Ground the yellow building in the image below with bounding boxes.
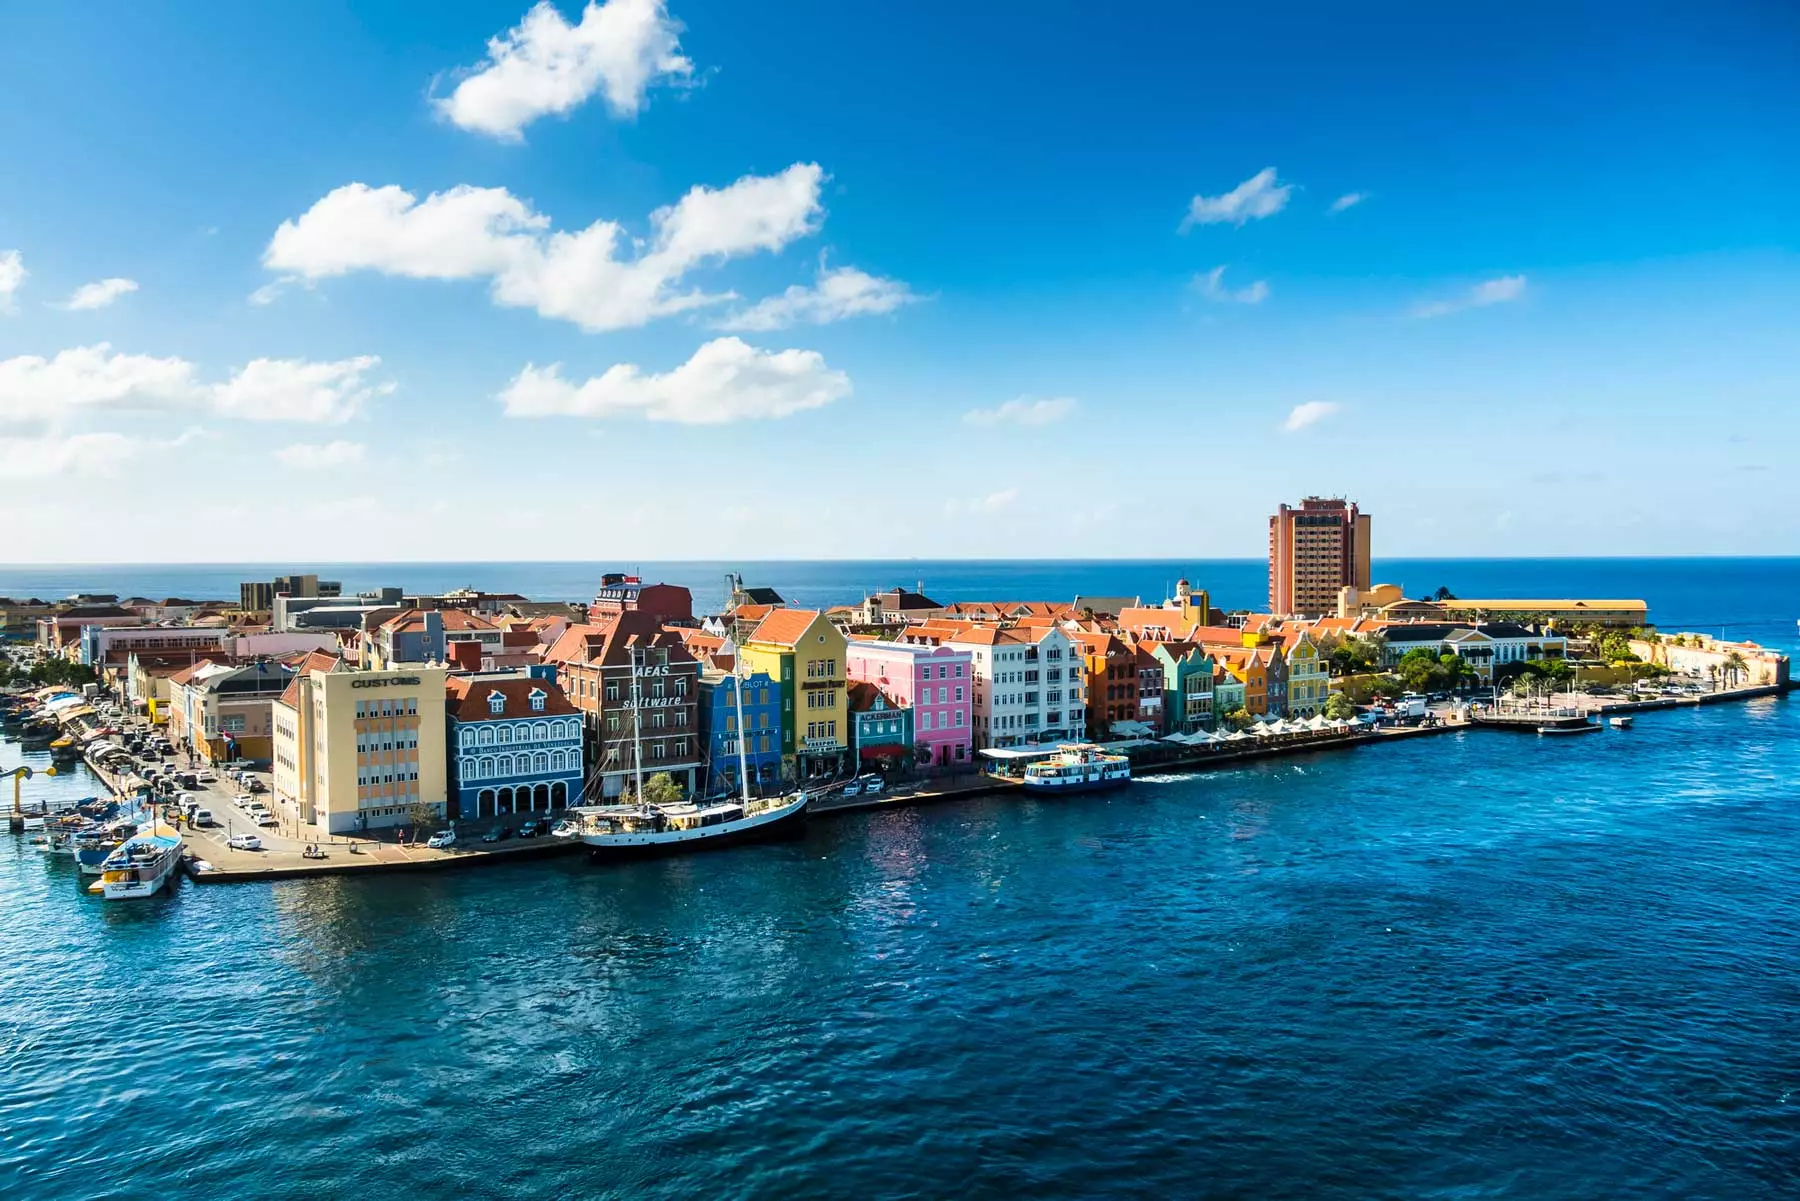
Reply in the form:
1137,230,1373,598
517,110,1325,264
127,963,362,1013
738,608,849,781
1283,631,1330,717
272,662,449,835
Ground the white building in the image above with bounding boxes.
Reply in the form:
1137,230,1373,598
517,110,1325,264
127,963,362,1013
942,625,1085,748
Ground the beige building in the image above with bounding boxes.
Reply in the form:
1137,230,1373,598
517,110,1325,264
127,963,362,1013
1630,633,1789,688
273,662,449,834
1269,497,1371,617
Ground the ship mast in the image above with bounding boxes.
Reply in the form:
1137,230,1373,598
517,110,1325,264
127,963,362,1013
630,645,646,811
732,665,751,805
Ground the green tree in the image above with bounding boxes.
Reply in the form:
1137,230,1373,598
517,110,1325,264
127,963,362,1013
1722,651,1748,689
639,772,684,806
1431,586,1457,602
1220,708,1254,732
1323,691,1357,720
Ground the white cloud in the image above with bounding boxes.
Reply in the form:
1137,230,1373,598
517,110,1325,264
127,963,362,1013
718,265,917,331
0,344,390,426
500,336,849,424
0,250,25,314
212,357,391,423
436,0,692,140
1181,168,1291,230
1193,265,1269,305
1283,401,1341,432
962,397,1076,427
264,163,825,332
248,278,294,307
60,278,139,311
1412,274,1528,319
1329,192,1367,213
273,440,367,469
0,431,145,479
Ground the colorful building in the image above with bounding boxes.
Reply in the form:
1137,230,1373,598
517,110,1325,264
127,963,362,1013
738,609,850,780
1145,640,1215,734
1212,666,1246,722
166,659,297,766
847,681,914,771
271,664,450,834
1076,632,1140,738
1282,630,1330,717
944,624,1083,749
542,613,704,800
444,671,584,821
697,669,783,795
844,639,973,768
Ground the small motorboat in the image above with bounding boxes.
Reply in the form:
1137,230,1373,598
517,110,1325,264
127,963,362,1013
1608,716,1633,729
1538,721,1602,736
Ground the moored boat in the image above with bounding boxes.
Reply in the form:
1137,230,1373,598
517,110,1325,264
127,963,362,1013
1609,716,1633,729
1537,720,1602,736
89,829,182,899
1021,745,1132,793
578,790,810,860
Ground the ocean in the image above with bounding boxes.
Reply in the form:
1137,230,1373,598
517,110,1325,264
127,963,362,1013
2,558,1798,1197
3,557,1797,650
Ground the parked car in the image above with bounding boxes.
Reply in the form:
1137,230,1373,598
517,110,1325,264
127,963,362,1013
482,826,512,843
839,779,864,797
426,830,457,849
195,771,217,784
247,779,266,793
854,773,885,795
233,792,255,804
226,834,262,850
255,813,279,828
518,818,542,838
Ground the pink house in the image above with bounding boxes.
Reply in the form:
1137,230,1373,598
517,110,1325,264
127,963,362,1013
845,640,974,767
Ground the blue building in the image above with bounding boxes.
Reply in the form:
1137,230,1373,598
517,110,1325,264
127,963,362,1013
444,669,584,822
698,669,783,796
848,681,914,770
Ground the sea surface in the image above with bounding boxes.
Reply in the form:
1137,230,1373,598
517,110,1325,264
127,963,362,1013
3,557,1798,648
3,557,1799,1198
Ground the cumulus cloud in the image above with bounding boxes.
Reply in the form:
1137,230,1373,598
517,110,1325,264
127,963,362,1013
0,250,25,313
1193,265,1269,305
61,278,139,311
962,397,1076,427
264,164,824,332
1181,168,1291,230
718,265,917,331
1412,274,1527,319
436,0,693,140
1283,401,1341,432
1329,192,1367,213
500,336,849,424
0,344,390,425
273,440,367,469
0,431,146,479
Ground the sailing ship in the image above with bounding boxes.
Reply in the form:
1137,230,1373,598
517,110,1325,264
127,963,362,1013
577,650,809,860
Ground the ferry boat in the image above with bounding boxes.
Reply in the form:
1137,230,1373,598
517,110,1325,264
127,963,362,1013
1021,745,1132,794
89,829,182,900
578,650,809,861
74,820,140,876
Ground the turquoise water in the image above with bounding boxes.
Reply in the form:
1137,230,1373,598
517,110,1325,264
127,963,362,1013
3,697,1797,1198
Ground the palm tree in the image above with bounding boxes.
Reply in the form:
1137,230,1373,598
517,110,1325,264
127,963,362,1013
1722,651,1748,690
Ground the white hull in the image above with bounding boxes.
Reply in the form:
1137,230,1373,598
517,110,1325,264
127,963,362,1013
93,835,183,900
580,791,809,856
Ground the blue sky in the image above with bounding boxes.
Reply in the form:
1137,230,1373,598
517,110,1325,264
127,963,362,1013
1,0,1796,562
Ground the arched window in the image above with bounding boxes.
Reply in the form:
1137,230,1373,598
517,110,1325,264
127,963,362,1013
477,726,494,746
460,729,475,750
497,787,514,813
479,756,494,779
533,783,549,809
497,725,513,744
559,719,576,740
496,754,513,776
478,789,495,818
533,721,550,743
533,752,548,774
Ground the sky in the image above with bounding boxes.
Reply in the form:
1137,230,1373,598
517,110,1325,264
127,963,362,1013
1,0,1797,563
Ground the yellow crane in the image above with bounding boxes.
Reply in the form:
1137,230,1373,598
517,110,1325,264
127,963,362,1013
6,764,56,832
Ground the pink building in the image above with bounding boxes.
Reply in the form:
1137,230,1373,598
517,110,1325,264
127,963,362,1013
845,640,973,767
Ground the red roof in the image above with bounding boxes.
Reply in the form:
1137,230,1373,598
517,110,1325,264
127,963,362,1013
746,608,823,647
444,674,578,721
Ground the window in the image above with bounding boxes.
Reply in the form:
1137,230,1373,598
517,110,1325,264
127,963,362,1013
529,689,546,712
938,686,949,703
955,686,964,702
954,711,965,727
407,698,417,716
605,683,619,702
498,726,513,744
488,691,506,715
921,711,933,731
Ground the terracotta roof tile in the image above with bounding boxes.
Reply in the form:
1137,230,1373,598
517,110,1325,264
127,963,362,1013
746,608,822,647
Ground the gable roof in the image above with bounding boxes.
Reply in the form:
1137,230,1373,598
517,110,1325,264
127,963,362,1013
444,674,578,721
746,608,823,647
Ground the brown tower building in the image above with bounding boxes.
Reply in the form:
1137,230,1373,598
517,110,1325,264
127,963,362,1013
1268,497,1371,616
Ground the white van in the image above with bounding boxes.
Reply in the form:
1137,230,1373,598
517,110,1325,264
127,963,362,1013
193,808,215,826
